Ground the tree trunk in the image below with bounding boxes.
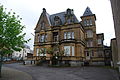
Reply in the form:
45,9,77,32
0,55,3,78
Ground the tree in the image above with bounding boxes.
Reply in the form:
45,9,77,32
47,44,64,65
0,5,29,77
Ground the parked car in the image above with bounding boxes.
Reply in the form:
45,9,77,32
3,57,12,61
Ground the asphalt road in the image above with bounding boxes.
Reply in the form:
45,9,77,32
3,63,120,80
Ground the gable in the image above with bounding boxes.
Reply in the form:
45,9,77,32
35,11,51,33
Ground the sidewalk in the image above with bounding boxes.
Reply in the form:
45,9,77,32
0,67,33,80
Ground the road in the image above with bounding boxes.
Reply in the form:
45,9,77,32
3,63,119,80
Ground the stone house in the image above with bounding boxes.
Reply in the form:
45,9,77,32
33,7,105,65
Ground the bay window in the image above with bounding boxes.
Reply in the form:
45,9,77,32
64,32,74,39
64,46,74,56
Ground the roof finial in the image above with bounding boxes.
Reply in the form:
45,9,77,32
83,6,93,16
43,8,46,13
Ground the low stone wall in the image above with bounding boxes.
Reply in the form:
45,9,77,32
89,61,105,66
69,61,84,66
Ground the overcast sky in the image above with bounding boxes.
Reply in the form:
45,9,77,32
0,0,115,50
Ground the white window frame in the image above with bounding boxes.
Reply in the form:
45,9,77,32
36,48,39,56
67,32,71,39
64,32,74,39
64,32,67,39
64,46,70,56
36,48,46,56
71,32,74,39
72,46,74,56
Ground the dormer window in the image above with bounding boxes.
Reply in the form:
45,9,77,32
65,9,74,24
67,19,71,24
54,16,61,26
41,22,45,30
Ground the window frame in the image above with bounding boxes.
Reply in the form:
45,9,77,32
64,32,74,39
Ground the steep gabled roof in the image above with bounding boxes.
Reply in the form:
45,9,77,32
46,12,51,26
49,11,79,26
49,12,66,25
83,7,93,16
35,8,80,31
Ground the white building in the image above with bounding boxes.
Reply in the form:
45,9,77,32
12,45,32,60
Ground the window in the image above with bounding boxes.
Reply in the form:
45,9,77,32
16,53,18,56
45,34,47,42
53,32,58,42
41,22,45,30
39,48,46,56
98,39,102,44
40,35,45,42
84,20,87,26
36,48,39,56
64,46,70,56
55,20,59,26
72,46,74,56
64,46,74,56
84,19,92,26
87,40,93,47
67,32,71,39
86,51,89,56
67,19,71,24
89,19,92,25
86,30,93,38
54,16,61,26
90,51,94,57
71,32,74,39
40,34,47,42
64,32,74,39
36,48,46,56
86,20,89,26
64,32,67,39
